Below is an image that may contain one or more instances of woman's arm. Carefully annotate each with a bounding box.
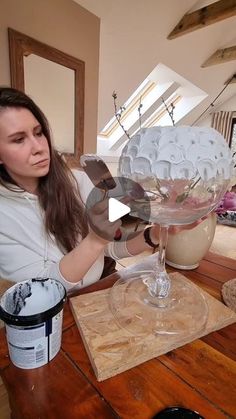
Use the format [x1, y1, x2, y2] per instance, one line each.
[0, 197, 119, 289]
[106, 217, 210, 259]
[125, 225, 160, 255]
[59, 200, 120, 284]
[58, 231, 107, 284]
[0, 229, 109, 290]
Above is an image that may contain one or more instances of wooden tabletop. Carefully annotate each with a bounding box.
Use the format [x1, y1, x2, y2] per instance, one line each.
[0, 252, 236, 419]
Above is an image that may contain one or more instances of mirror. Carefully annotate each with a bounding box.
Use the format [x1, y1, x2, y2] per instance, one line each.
[8, 28, 85, 165]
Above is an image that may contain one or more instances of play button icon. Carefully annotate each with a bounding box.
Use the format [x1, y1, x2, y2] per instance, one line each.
[85, 176, 151, 242]
[108, 198, 130, 222]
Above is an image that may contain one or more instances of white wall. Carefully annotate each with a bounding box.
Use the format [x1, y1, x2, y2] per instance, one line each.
[76, 0, 236, 132]
[0, 0, 100, 153]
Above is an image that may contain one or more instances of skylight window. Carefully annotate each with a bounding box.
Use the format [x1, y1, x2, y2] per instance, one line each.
[97, 63, 208, 157]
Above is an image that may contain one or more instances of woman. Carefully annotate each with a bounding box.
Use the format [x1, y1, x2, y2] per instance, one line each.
[0, 87, 163, 290]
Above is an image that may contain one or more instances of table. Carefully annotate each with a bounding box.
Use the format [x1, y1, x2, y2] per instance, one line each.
[0, 252, 236, 418]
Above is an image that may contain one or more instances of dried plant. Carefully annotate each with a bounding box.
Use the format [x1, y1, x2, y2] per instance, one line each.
[112, 91, 176, 139]
[112, 91, 131, 140]
[137, 97, 143, 131]
[161, 97, 175, 126]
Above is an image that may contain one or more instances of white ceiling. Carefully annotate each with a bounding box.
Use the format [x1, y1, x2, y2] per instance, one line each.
[75, 0, 236, 131]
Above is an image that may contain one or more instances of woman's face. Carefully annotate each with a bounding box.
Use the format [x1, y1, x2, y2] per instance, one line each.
[0, 107, 50, 192]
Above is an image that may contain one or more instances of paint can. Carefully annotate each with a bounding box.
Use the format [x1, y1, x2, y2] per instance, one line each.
[0, 278, 66, 369]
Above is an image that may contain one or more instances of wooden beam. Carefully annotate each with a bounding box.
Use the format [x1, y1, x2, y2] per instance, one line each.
[224, 74, 236, 84]
[168, 0, 236, 40]
[202, 45, 236, 67]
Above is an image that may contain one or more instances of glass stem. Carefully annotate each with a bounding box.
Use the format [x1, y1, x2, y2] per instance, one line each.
[158, 225, 169, 274]
[149, 224, 171, 299]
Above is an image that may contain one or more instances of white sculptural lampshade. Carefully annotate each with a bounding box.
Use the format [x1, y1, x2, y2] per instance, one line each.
[118, 126, 233, 225]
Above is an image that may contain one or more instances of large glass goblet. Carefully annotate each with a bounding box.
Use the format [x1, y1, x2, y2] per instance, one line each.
[110, 126, 233, 337]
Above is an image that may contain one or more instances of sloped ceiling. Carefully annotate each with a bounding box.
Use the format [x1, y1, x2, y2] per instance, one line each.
[75, 0, 236, 131]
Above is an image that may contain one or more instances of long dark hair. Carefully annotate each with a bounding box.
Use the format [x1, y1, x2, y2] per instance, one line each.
[0, 87, 88, 252]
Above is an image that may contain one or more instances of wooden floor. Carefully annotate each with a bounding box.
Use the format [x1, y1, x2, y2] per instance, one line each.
[0, 223, 235, 418]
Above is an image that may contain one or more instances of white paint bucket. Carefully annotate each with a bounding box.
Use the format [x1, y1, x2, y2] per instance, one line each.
[0, 278, 66, 369]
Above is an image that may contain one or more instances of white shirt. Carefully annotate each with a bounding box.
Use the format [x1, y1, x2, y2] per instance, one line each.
[0, 170, 132, 290]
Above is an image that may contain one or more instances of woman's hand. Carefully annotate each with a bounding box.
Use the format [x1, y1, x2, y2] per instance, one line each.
[87, 199, 122, 242]
[150, 213, 212, 242]
[168, 214, 211, 235]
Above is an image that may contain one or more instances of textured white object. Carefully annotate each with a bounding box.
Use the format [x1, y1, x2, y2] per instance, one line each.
[119, 126, 232, 180]
[118, 126, 233, 225]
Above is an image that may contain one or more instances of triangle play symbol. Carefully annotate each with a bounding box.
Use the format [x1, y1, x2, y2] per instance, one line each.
[108, 198, 130, 222]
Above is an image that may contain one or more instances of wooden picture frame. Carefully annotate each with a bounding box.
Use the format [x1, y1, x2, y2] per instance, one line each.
[8, 28, 85, 164]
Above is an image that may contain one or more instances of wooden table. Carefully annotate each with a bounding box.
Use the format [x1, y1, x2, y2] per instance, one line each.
[0, 252, 236, 419]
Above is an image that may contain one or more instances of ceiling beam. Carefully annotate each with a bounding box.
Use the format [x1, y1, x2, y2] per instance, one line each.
[224, 73, 236, 84]
[202, 45, 236, 67]
[168, 0, 236, 40]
